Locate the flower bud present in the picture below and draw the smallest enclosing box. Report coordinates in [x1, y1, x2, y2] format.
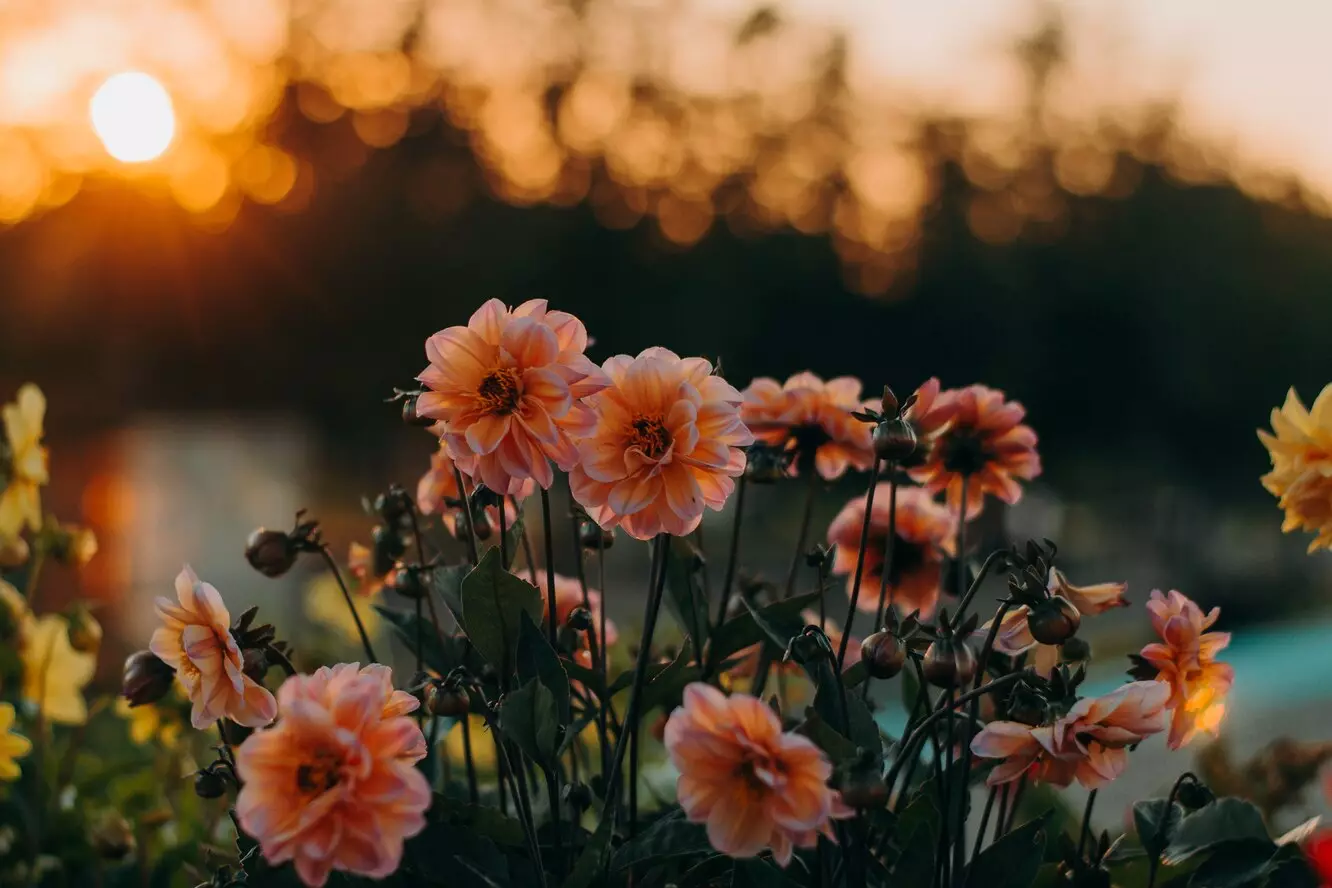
[1006, 684, 1051, 726]
[872, 418, 918, 461]
[565, 607, 593, 633]
[1026, 596, 1081, 646]
[49, 524, 98, 567]
[0, 535, 29, 568]
[122, 651, 175, 707]
[391, 568, 428, 600]
[563, 782, 593, 813]
[402, 396, 435, 427]
[245, 528, 296, 578]
[922, 637, 977, 688]
[65, 604, 102, 653]
[372, 525, 406, 575]
[89, 812, 134, 860]
[374, 489, 414, 528]
[1175, 781, 1216, 811]
[579, 521, 614, 550]
[838, 772, 890, 810]
[424, 684, 470, 718]
[859, 631, 906, 680]
[193, 768, 228, 800]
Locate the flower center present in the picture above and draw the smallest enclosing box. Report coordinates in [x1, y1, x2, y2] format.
[477, 368, 522, 415]
[939, 427, 990, 476]
[734, 756, 784, 795]
[879, 535, 926, 586]
[629, 415, 671, 459]
[296, 748, 343, 796]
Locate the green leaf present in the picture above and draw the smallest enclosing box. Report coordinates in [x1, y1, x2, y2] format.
[375, 606, 483, 676]
[1134, 797, 1185, 860]
[742, 595, 809, 653]
[796, 706, 858, 764]
[563, 815, 615, 888]
[461, 548, 543, 673]
[610, 811, 711, 872]
[640, 640, 702, 716]
[1163, 799, 1273, 866]
[665, 536, 712, 649]
[891, 793, 940, 884]
[431, 563, 471, 618]
[677, 854, 735, 888]
[516, 612, 571, 727]
[502, 512, 526, 572]
[429, 794, 527, 848]
[707, 591, 822, 665]
[965, 810, 1051, 888]
[812, 682, 883, 764]
[499, 679, 559, 764]
[1188, 844, 1288, 888]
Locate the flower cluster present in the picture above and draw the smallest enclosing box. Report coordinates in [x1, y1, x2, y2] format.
[1139, 589, 1234, 749]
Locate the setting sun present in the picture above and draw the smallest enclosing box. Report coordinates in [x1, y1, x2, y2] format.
[89, 72, 176, 164]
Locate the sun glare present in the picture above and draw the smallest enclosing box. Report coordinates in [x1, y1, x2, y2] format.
[90, 72, 176, 164]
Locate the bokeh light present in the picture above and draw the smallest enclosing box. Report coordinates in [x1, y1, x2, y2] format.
[89, 72, 176, 163]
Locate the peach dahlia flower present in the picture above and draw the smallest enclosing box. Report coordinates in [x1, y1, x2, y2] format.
[417, 299, 609, 495]
[908, 384, 1041, 519]
[826, 486, 956, 618]
[663, 683, 851, 866]
[235, 664, 429, 887]
[1258, 384, 1332, 553]
[1139, 590, 1233, 750]
[971, 680, 1169, 789]
[150, 566, 276, 730]
[570, 348, 753, 539]
[740, 373, 876, 480]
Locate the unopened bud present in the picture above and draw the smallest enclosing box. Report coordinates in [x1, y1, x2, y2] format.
[563, 782, 593, 812]
[0, 535, 29, 568]
[872, 419, 918, 462]
[566, 607, 593, 633]
[65, 604, 102, 653]
[374, 489, 413, 528]
[1175, 781, 1215, 811]
[425, 684, 470, 718]
[922, 637, 977, 688]
[49, 524, 97, 567]
[372, 525, 405, 575]
[881, 385, 900, 417]
[245, 528, 296, 578]
[193, 768, 228, 800]
[392, 568, 428, 600]
[121, 651, 175, 707]
[1006, 684, 1051, 726]
[839, 772, 891, 809]
[1027, 596, 1081, 646]
[402, 396, 435, 427]
[579, 521, 614, 550]
[859, 631, 906, 680]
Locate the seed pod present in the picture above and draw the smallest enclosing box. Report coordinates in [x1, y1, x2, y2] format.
[872, 418, 918, 461]
[121, 651, 175, 707]
[859, 631, 906, 680]
[579, 521, 614, 550]
[1027, 596, 1081, 646]
[193, 768, 228, 800]
[245, 528, 296, 578]
[922, 637, 977, 688]
[425, 684, 470, 718]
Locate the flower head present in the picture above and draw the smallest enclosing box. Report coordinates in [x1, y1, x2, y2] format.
[741, 373, 875, 480]
[0, 703, 31, 780]
[664, 683, 851, 866]
[826, 486, 956, 618]
[22, 613, 95, 725]
[1139, 590, 1233, 750]
[980, 567, 1128, 677]
[570, 348, 753, 539]
[0, 384, 48, 540]
[971, 681, 1169, 789]
[150, 566, 277, 730]
[417, 299, 609, 495]
[908, 384, 1040, 519]
[1258, 385, 1332, 553]
[235, 663, 429, 887]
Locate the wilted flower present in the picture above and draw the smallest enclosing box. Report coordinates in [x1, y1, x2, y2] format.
[1258, 384, 1332, 553]
[22, 614, 96, 725]
[0, 384, 48, 540]
[740, 373, 876, 479]
[416, 299, 609, 495]
[234, 663, 429, 887]
[1139, 590, 1234, 750]
[971, 681, 1170, 789]
[150, 566, 277, 730]
[0, 703, 32, 781]
[570, 348, 753, 539]
[909, 384, 1041, 519]
[981, 569, 1127, 677]
[826, 486, 956, 618]
[663, 683, 851, 866]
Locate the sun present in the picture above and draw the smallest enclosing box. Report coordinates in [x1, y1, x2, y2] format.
[89, 72, 176, 164]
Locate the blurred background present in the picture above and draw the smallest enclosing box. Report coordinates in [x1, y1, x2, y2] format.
[2, 0, 1331, 827]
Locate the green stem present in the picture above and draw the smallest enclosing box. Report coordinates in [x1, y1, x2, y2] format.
[836, 457, 882, 671]
[783, 467, 821, 599]
[1077, 789, 1098, 860]
[713, 473, 747, 638]
[319, 546, 377, 663]
[540, 488, 558, 649]
[872, 463, 898, 632]
[452, 468, 480, 565]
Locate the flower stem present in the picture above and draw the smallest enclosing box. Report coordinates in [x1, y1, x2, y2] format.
[461, 716, 479, 804]
[993, 784, 1010, 845]
[595, 540, 612, 775]
[22, 547, 45, 609]
[540, 488, 559, 649]
[452, 468, 480, 565]
[319, 546, 377, 663]
[783, 466, 821, 599]
[514, 496, 538, 584]
[1002, 774, 1028, 835]
[953, 549, 1009, 626]
[973, 786, 999, 860]
[570, 513, 610, 776]
[603, 535, 669, 835]
[714, 473, 747, 636]
[872, 463, 899, 633]
[1077, 789, 1098, 861]
[837, 458, 882, 671]
[1147, 773, 1199, 888]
